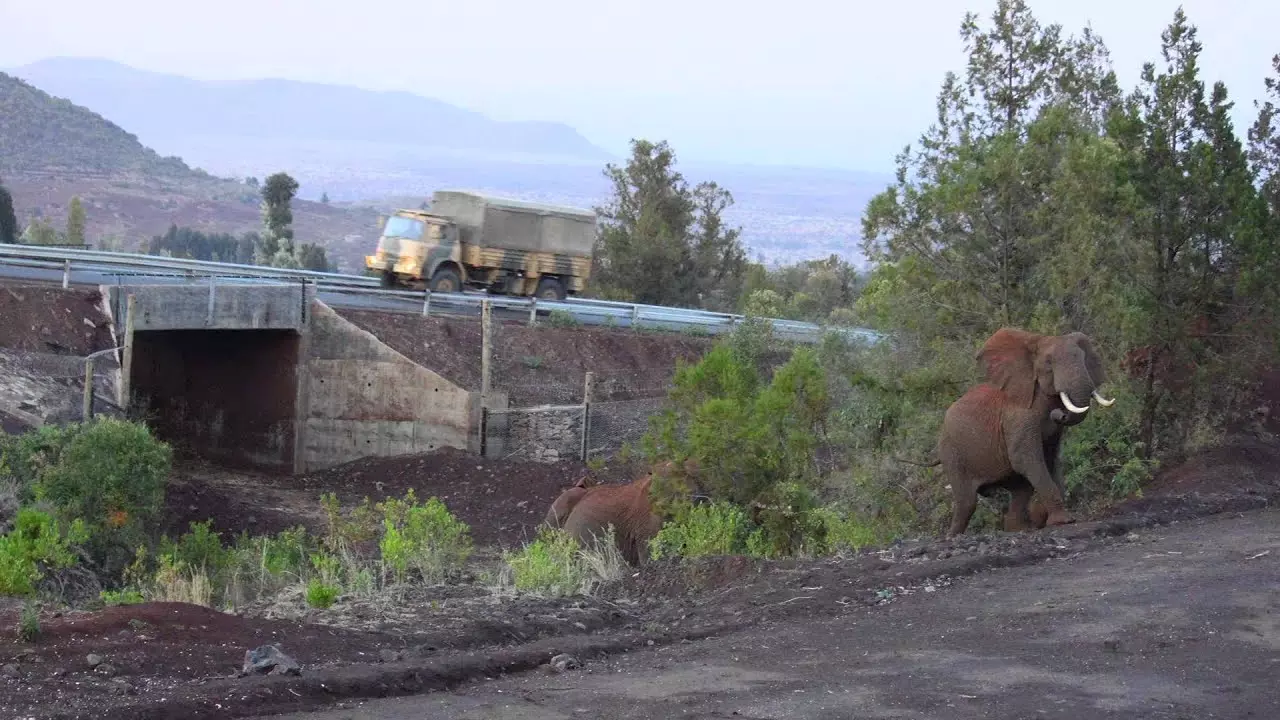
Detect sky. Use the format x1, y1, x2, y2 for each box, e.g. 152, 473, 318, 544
1, 0, 1277, 172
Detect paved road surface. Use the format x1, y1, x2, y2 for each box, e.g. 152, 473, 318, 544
269, 507, 1280, 719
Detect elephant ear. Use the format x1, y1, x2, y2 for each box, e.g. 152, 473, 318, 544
976, 328, 1041, 408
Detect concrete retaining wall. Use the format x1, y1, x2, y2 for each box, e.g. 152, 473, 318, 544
297, 302, 481, 472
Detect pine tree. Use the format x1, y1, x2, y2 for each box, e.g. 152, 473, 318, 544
0, 179, 16, 244
593, 140, 746, 309
66, 196, 86, 246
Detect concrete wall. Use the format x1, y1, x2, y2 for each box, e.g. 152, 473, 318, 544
297, 302, 481, 472
117, 282, 306, 332
130, 329, 300, 473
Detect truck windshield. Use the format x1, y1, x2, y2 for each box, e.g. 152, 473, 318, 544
382, 216, 425, 240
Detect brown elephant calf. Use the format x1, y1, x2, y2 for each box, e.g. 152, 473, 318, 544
543, 472, 669, 567
542, 475, 596, 529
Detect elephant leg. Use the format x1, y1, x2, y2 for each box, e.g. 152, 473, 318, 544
1003, 480, 1033, 532
1009, 434, 1072, 526
947, 480, 979, 537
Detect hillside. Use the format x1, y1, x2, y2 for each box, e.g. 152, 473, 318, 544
0, 70, 379, 270
0, 71, 206, 181
11, 58, 611, 164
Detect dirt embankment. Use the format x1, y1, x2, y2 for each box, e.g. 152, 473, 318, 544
336, 309, 720, 406
5, 433, 1279, 720
164, 447, 631, 550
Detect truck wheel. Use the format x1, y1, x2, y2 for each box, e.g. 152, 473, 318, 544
379, 269, 396, 288
535, 277, 566, 301
430, 267, 462, 294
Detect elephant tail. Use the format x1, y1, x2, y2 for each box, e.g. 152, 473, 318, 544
891, 447, 941, 467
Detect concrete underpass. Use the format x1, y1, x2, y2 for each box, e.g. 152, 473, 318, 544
130, 328, 301, 473
107, 281, 482, 475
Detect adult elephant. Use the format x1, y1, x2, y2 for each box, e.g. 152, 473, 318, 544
939, 328, 1116, 537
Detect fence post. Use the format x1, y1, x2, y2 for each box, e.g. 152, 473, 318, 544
631, 304, 640, 329
62, 259, 71, 289
422, 290, 432, 317
580, 371, 594, 461
206, 274, 216, 326
480, 299, 493, 402
528, 297, 537, 327
479, 299, 493, 455
82, 356, 95, 420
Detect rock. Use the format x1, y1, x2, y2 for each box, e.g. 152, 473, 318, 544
548, 653, 581, 673
2, 663, 19, 678
85, 654, 103, 669
378, 649, 404, 663
93, 663, 117, 677
109, 677, 136, 695
240, 644, 302, 677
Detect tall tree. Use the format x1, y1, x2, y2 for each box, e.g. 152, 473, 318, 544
1114, 11, 1274, 456
257, 171, 300, 267
593, 140, 746, 309
0, 179, 16, 244
859, 0, 1122, 339
1249, 54, 1280, 217
65, 196, 86, 246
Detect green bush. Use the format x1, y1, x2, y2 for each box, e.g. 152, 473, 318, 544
746, 482, 829, 558
649, 501, 751, 560
0, 508, 89, 597
503, 526, 587, 596
99, 588, 145, 606
25, 418, 172, 578
377, 491, 472, 584
305, 579, 339, 609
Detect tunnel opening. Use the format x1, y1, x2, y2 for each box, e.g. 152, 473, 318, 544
129, 329, 300, 474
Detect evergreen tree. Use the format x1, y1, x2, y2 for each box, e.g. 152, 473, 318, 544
0, 179, 16, 244
257, 171, 300, 267
593, 139, 746, 309
66, 196, 86, 246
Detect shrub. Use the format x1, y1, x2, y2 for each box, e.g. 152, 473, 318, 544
305, 579, 340, 609
503, 526, 587, 596
30, 418, 171, 578
0, 508, 88, 597
377, 491, 472, 584
649, 501, 750, 560
746, 482, 829, 558
100, 588, 145, 606
17, 599, 39, 642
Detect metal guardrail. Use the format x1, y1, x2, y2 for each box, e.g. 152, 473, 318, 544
0, 244, 886, 345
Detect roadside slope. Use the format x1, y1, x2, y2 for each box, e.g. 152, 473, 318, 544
271, 505, 1280, 720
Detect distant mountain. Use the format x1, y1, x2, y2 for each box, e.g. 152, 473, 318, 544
0, 70, 208, 181
10, 58, 613, 164
0, 69, 378, 269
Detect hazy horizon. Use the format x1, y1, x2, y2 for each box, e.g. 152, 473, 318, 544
3, 0, 1278, 173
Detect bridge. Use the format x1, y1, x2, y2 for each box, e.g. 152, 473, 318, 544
104, 281, 479, 475
1, 245, 887, 474
0, 244, 886, 345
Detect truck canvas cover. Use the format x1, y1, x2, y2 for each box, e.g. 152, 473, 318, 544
429, 190, 597, 258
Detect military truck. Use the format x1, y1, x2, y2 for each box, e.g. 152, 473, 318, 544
364, 190, 597, 301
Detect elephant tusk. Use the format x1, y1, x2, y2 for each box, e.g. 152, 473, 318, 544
1060, 391, 1090, 414
1092, 390, 1116, 407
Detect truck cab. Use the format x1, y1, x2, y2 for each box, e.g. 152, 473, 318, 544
365, 211, 463, 292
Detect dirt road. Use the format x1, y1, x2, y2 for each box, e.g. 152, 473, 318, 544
267, 507, 1280, 720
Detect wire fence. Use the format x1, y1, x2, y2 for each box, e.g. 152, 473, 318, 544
473, 306, 687, 463
480, 396, 670, 464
